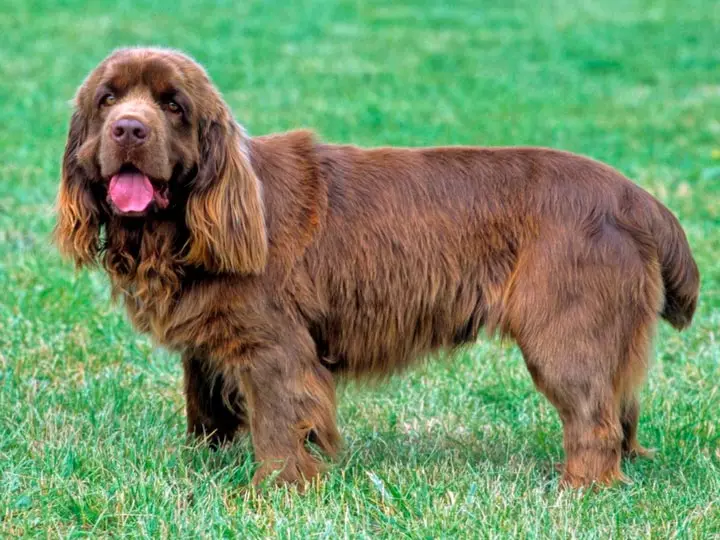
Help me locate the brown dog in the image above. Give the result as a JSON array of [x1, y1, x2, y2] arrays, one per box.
[[55, 48, 699, 488]]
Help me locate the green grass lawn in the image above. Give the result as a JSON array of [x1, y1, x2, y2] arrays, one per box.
[[1, 0, 719, 536]]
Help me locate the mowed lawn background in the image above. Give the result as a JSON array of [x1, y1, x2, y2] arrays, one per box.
[[1, 0, 719, 536]]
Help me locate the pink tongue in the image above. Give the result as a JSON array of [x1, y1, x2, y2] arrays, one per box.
[[109, 172, 154, 212]]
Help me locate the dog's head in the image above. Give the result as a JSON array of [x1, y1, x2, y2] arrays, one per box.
[[55, 47, 267, 274]]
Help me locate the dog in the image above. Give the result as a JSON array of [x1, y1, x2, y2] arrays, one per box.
[[55, 47, 699, 488]]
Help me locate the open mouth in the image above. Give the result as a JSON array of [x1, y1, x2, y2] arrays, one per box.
[[107, 164, 170, 215]]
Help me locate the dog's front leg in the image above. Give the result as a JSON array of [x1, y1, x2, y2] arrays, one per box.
[[183, 351, 248, 446], [238, 328, 340, 487]]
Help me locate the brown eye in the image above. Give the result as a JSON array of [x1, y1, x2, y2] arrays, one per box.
[[101, 94, 116, 107], [167, 101, 181, 113]]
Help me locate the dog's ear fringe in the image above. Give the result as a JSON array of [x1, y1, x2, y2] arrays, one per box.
[[54, 110, 101, 268], [185, 119, 268, 275]]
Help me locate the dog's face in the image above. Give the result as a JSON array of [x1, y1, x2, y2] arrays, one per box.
[[56, 48, 268, 274], [71, 48, 208, 216]]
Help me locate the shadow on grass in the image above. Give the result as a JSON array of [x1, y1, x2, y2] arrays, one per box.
[[180, 423, 565, 493]]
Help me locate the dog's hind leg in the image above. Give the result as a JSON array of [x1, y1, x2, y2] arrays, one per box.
[[517, 327, 627, 488], [620, 394, 655, 459], [617, 317, 658, 461], [505, 226, 662, 487]]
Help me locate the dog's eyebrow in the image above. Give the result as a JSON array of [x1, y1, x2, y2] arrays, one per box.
[[106, 72, 131, 93]]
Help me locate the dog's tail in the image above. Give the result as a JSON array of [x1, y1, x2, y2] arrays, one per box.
[[627, 195, 700, 330], [618, 191, 699, 330], [651, 201, 700, 329]]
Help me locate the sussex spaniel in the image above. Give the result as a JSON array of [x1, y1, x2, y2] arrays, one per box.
[[55, 48, 700, 488]]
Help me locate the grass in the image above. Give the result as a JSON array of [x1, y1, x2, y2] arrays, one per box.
[[1, 0, 719, 536]]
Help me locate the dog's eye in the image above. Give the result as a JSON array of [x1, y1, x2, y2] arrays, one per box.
[[166, 101, 181, 114], [100, 94, 116, 107]]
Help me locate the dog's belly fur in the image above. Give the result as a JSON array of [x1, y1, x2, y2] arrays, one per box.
[[312, 215, 516, 375]]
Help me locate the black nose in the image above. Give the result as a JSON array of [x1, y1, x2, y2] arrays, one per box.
[[111, 118, 149, 146]]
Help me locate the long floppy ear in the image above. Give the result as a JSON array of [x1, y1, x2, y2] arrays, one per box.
[[185, 119, 268, 274], [54, 110, 101, 267]]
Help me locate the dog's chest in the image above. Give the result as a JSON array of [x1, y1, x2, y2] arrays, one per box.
[[116, 272, 180, 348]]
